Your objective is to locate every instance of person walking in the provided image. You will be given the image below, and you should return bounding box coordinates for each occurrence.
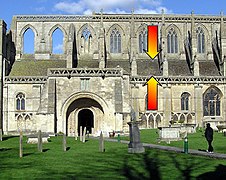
[205,123,214,153]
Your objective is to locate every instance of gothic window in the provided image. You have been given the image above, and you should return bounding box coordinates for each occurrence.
[16,93,25,111]
[82,27,91,41]
[52,28,64,54]
[181,92,190,111]
[23,28,34,54]
[80,78,89,91]
[81,27,92,53]
[197,27,205,53]
[110,28,121,53]
[139,28,147,53]
[167,27,178,53]
[203,87,221,116]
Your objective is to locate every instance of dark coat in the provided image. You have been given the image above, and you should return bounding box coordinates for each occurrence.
[205,127,213,141]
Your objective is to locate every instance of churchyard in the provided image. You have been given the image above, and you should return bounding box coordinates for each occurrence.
[1,129,226,179]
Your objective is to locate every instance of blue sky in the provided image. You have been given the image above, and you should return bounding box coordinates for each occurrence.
[1,0,226,54]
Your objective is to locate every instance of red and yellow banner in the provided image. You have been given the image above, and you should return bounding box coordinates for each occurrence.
[145,25,159,59]
[144,76,161,110]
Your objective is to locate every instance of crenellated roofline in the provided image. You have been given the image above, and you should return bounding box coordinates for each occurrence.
[13,13,224,23]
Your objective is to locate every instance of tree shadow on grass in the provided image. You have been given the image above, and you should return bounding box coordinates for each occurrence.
[43,149,50,152]
[122,151,161,180]
[2,136,17,141]
[23,153,34,157]
[0,148,12,151]
[170,154,199,180]
[197,164,226,180]
[66,147,70,151]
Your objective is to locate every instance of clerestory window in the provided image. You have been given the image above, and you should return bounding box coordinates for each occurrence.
[167,27,178,53]
[110,28,121,53]
[16,93,25,111]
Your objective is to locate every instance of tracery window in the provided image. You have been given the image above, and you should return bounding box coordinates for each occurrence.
[81,27,92,53]
[110,28,121,53]
[167,27,178,53]
[16,93,25,111]
[197,27,205,53]
[203,88,221,116]
[82,27,92,41]
[139,28,147,53]
[181,92,190,111]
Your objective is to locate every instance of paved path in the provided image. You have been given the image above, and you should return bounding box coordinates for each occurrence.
[102,138,226,160]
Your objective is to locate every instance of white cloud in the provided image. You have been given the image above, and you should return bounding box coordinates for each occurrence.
[54,0,172,15]
[35,7,46,12]
[53,44,63,52]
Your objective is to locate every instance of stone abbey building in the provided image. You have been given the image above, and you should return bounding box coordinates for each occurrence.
[0,12,226,136]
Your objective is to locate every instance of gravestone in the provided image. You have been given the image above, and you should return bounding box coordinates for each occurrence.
[82,127,86,143]
[127,108,145,153]
[63,133,67,151]
[75,130,78,141]
[80,126,82,142]
[0,129,2,141]
[38,130,42,152]
[99,131,104,152]
[19,131,23,158]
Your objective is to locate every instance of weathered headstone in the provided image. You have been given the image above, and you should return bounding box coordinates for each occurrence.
[80,126,82,142]
[82,127,86,143]
[75,130,78,141]
[128,109,145,153]
[63,133,67,151]
[38,130,42,152]
[19,131,23,158]
[99,131,104,152]
[0,129,2,141]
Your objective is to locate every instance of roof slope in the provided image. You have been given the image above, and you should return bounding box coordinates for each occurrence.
[9,60,66,76]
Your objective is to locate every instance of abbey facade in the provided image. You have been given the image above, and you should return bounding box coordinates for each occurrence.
[0,12,226,136]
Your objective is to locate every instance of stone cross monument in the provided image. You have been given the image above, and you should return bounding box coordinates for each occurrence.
[128,108,145,153]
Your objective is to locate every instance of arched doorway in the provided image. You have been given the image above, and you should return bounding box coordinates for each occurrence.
[66,97,104,136]
[78,109,94,135]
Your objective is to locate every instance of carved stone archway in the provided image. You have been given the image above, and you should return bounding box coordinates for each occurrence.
[61,92,108,136]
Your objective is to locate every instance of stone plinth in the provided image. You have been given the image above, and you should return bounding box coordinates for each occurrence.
[158,127,181,140]
[127,121,145,153]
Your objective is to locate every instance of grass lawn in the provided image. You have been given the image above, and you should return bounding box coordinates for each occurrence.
[118,129,226,154]
[1,135,226,179]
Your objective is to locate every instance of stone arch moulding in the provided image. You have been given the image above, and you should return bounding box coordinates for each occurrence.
[106,23,125,36]
[203,85,223,97]
[48,24,67,54]
[165,24,182,37]
[61,92,109,134]
[19,24,38,37]
[48,24,67,37]
[135,23,147,36]
[77,23,96,38]
[61,92,108,118]
[195,23,210,39]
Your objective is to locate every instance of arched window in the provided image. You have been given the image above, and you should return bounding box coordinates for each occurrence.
[82,27,91,41]
[110,28,121,53]
[23,28,34,54]
[52,28,64,54]
[81,27,92,53]
[167,27,178,53]
[197,27,205,53]
[203,87,221,116]
[139,28,147,53]
[16,93,25,111]
[181,92,190,110]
